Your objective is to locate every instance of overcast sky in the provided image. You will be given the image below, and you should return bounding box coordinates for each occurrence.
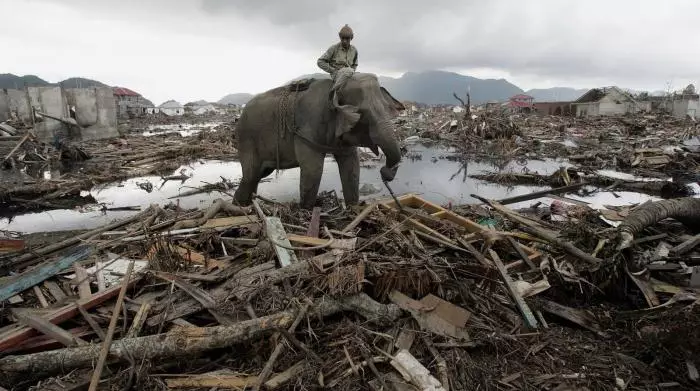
[2,0,699,104]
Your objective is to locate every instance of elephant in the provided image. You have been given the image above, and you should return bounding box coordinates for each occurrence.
[232,73,405,209]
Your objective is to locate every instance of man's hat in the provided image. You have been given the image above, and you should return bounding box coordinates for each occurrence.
[339,24,354,39]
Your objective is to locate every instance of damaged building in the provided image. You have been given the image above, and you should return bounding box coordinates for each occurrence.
[572,86,650,117]
[0,86,118,143]
[113,87,155,119]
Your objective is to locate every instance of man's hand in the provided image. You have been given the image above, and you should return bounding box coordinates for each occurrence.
[380,165,398,182]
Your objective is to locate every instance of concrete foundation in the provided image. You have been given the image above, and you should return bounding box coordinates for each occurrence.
[0,86,118,143]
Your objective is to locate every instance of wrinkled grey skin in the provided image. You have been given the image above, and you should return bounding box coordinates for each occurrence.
[233,73,404,209]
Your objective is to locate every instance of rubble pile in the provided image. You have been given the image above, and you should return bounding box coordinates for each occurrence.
[0,127,238,215]
[1,190,699,390]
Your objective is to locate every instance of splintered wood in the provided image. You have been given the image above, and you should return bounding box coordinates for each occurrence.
[1,188,699,390]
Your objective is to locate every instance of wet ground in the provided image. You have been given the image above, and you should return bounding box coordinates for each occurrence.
[0,141,670,233]
[141,122,222,137]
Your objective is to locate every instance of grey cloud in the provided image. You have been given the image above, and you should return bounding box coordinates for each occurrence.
[24,0,700,89]
[195,0,700,84]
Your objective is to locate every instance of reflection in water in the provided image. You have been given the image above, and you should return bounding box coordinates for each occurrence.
[1,144,572,233]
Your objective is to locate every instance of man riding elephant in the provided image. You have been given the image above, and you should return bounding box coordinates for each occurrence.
[317,24,358,79]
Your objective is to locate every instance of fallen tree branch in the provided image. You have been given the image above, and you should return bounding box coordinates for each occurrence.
[618,197,700,249]
[0,293,401,382]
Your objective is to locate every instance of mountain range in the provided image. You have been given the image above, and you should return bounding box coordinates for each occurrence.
[0,74,108,89]
[227,71,593,106]
[3,71,639,107]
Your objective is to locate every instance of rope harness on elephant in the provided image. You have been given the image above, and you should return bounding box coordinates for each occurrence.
[275,80,347,172]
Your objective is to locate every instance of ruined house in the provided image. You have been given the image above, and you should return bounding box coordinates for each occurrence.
[113,87,154,118]
[0,86,118,142]
[572,86,650,117]
[159,100,184,116]
[507,94,535,113]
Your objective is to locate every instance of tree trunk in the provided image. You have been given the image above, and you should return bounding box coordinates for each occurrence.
[0,294,401,384]
[618,197,700,249]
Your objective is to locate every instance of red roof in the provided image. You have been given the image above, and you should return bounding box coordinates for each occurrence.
[113,87,140,97]
[510,94,534,100]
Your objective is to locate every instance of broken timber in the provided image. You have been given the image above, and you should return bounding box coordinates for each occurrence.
[0,294,401,380]
[0,246,93,303]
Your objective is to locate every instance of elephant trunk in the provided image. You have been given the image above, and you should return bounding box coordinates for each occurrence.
[371,118,401,181]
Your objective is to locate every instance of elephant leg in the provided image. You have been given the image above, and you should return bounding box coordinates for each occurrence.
[233,155,262,205]
[295,141,325,209]
[335,148,360,206]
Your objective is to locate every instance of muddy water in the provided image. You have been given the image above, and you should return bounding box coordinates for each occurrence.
[5,141,674,234]
[141,122,222,137]
[3,143,574,233]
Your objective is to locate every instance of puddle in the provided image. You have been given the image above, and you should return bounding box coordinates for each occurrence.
[1,144,575,233]
[141,122,222,137]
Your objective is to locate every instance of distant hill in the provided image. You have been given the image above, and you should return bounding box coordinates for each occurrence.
[58,77,108,88]
[287,71,522,105]
[380,71,523,105]
[185,99,211,106]
[524,87,589,102]
[1,73,107,89]
[218,93,254,105]
[0,73,50,88]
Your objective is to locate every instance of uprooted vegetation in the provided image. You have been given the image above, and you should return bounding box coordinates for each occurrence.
[1,188,699,390]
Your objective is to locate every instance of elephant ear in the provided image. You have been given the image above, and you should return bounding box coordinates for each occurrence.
[331,91,361,139]
[380,87,405,117]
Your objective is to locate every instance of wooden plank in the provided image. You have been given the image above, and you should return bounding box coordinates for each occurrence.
[43,281,67,301]
[303,207,321,258]
[671,233,700,255]
[489,249,538,329]
[0,246,93,302]
[88,260,135,391]
[94,260,106,292]
[287,234,357,250]
[3,326,92,355]
[389,290,470,341]
[126,302,151,338]
[495,182,589,206]
[266,216,298,267]
[626,268,660,308]
[265,360,307,390]
[342,203,377,233]
[32,286,49,308]
[0,238,25,253]
[420,294,471,327]
[0,278,136,351]
[201,215,259,229]
[507,236,537,270]
[165,374,258,388]
[73,263,92,300]
[538,299,606,337]
[76,304,106,341]
[11,309,87,347]
[390,349,447,391]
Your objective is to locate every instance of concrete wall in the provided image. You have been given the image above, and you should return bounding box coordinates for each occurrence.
[0,90,9,122]
[30,86,68,142]
[161,107,184,116]
[7,89,33,123]
[65,88,98,126]
[0,86,118,142]
[575,102,599,116]
[672,99,699,119]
